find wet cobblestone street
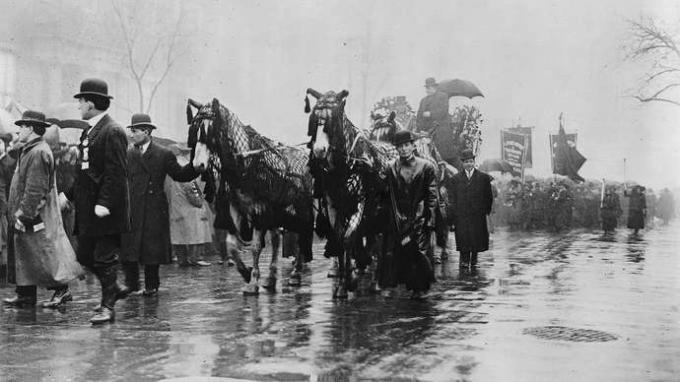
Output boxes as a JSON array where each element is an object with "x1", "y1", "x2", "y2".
[{"x1": 1, "y1": 223, "x2": 679, "y2": 381}]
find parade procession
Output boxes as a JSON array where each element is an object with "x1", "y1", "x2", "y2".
[{"x1": 1, "y1": 1, "x2": 680, "y2": 381}]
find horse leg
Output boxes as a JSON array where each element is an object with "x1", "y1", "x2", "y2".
[
  {"x1": 242, "y1": 228, "x2": 264, "y2": 295},
  {"x1": 226, "y1": 233, "x2": 253, "y2": 283},
  {"x1": 262, "y1": 229, "x2": 280, "y2": 291},
  {"x1": 287, "y1": 231, "x2": 302, "y2": 287}
]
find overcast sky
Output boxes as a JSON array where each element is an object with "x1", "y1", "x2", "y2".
[{"x1": 176, "y1": 0, "x2": 680, "y2": 190}]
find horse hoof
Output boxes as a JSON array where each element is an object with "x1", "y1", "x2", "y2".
[
  {"x1": 241, "y1": 283, "x2": 259, "y2": 295},
  {"x1": 288, "y1": 274, "x2": 301, "y2": 287}
]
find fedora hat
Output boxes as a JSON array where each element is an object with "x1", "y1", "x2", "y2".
[
  {"x1": 424, "y1": 77, "x2": 438, "y2": 88},
  {"x1": 460, "y1": 149, "x2": 475, "y2": 161},
  {"x1": 393, "y1": 130, "x2": 415, "y2": 146},
  {"x1": 127, "y1": 113, "x2": 156, "y2": 130},
  {"x1": 74, "y1": 78, "x2": 113, "y2": 100},
  {"x1": 15, "y1": 110, "x2": 51, "y2": 128}
]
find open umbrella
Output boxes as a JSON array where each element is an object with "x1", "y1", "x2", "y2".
[
  {"x1": 479, "y1": 158, "x2": 514, "y2": 173},
  {"x1": 438, "y1": 79, "x2": 484, "y2": 99}
]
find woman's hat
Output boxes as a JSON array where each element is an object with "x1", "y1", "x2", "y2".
[
  {"x1": 73, "y1": 78, "x2": 113, "y2": 100},
  {"x1": 14, "y1": 110, "x2": 51, "y2": 128},
  {"x1": 424, "y1": 77, "x2": 438, "y2": 87}
]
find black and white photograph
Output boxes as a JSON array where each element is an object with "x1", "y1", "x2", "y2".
[{"x1": 0, "y1": 0, "x2": 679, "y2": 381}]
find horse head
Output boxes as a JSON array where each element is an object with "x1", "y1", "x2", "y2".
[
  {"x1": 369, "y1": 110, "x2": 398, "y2": 143},
  {"x1": 305, "y1": 88, "x2": 349, "y2": 164}
]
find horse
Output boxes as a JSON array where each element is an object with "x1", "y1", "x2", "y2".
[
  {"x1": 305, "y1": 88, "x2": 397, "y2": 298},
  {"x1": 187, "y1": 98, "x2": 314, "y2": 294}
]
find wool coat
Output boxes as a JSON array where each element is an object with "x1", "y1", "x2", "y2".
[
  {"x1": 70, "y1": 114, "x2": 131, "y2": 236},
  {"x1": 120, "y1": 141, "x2": 197, "y2": 264},
  {"x1": 9, "y1": 138, "x2": 82, "y2": 287},
  {"x1": 450, "y1": 169, "x2": 494, "y2": 253}
]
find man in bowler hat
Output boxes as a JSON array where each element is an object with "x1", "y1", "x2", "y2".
[
  {"x1": 120, "y1": 113, "x2": 201, "y2": 297},
  {"x1": 378, "y1": 130, "x2": 438, "y2": 299},
  {"x1": 449, "y1": 149, "x2": 494, "y2": 270},
  {"x1": 64, "y1": 78, "x2": 131, "y2": 324}
]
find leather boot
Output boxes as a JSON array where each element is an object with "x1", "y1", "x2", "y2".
[{"x1": 90, "y1": 266, "x2": 124, "y2": 324}]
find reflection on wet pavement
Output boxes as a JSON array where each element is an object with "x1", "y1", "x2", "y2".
[{"x1": 1, "y1": 223, "x2": 679, "y2": 381}]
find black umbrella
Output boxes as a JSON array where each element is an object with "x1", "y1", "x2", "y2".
[{"x1": 438, "y1": 79, "x2": 484, "y2": 99}]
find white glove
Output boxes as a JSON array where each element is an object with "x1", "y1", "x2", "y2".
[
  {"x1": 94, "y1": 204, "x2": 110, "y2": 217},
  {"x1": 58, "y1": 192, "x2": 69, "y2": 211}
]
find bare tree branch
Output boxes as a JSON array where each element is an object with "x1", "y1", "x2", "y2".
[{"x1": 633, "y1": 95, "x2": 680, "y2": 106}]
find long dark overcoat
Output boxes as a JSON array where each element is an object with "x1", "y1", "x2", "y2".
[
  {"x1": 378, "y1": 157, "x2": 438, "y2": 292},
  {"x1": 70, "y1": 114, "x2": 131, "y2": 236},
  {"x1": 121, "y1": 141, "x2": 196, "y2": 264},
  {"x1": 450, "y1": 169, "x2": 494, "y2": 253},
  {"x1": 624, "y1": 188, "x2": 646, "y2": 229}
]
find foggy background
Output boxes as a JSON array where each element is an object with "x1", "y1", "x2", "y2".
[{"x1": 1, "y1": 0, "x2": 678, "y2": 190}]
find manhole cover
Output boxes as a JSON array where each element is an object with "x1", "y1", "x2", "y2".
[{"x1": 523, "y1": 326, "x2": 618, "y2": 342}]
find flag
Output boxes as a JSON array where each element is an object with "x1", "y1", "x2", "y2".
[{"x1": 551, "y1": 124, "x2": 586, "y2": 182}]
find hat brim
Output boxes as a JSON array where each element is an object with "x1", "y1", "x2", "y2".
[
  {"x1": 393, "y1": 139, "x2": 415, "y2": 146},
  {"x1": 73, "y1": 92, "x2": 114, "y2": 100},
  {"x1": 127, "y1": 123, "x2": 156, "y2": 130},
  {"x1": 14, "y1": 119, "x2": 51, "y2": 128}
]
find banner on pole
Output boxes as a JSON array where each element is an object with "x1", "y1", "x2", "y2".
[
  {"x1": 501, "y1": 130, "x2": 528, "y2": 177},
  {"x1": 507, "y1": 126, "x2": 533, "y2": 168}
]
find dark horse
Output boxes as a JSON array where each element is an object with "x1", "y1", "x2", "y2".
[
  {"x1": 305, "y1": 88, "x2": 397, "y2": 298},
  {"x1": 187, "y1": 98, "x2": 314, "y2": 294}
]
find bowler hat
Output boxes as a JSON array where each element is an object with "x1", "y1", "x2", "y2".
[
  {"x1": 460, "y1": 149, "x2": 475, "y2": 161},
  {"x1": 74, "y1": 78, "x2": 113, "y2": 100},
  {"x1": 15, "y1": 110, "x2": 51, "y2": 128},
  {"x1": 424, "y1": 77, "x2": 438, "y2": 88},
  {"x1": 393, "y1": 130, "x2": 415, "y2": 146},
  {"x1": 127, "y1": 113, "x2": 157, "y2": 130}
]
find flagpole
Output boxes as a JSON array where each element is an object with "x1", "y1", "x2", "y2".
[
  {"x1": 623, "y1": 158, "x2": 627, "y2": 188},
  {"x1": 600, "y1": 178, "x2": 606, "y2": 208}
]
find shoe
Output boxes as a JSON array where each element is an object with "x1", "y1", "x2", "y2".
[
  {"x1": 226, "y1": 259, "x2": 235, "y2": 267},
  {"x1": 3, "y1": 295, "x2": 37, "y2": 307},
  {"x1": 90, "y1": 307, "x2": 115, "y2": 324},
  {"x1": 128, "y1": 289, "x2": 144, "y2": 296},
  {"x1": 142, "y1": 288, "x2": 158, "y2": 297},
  {"x1": 195, "y1": 260, "x2": 212, "y2": 266},
  {"x1": 41, "y1": 289, "x2": 73, "y2": 308}
]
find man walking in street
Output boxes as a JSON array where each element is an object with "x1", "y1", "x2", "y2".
[
  {"x1": 65, "y1": 78, "x2": 131, "y2": 324},
  {"x1": 379, "y1": 130, "x2": 438, "y2": 299},
  {"x1": 121, "y1": 114, "x2": 201, "y2": 297},
  {"x1": 3, "y1": 110, "x2": 80, "y2": 308},
  {"x1": 450, "y1": 149, "x2": 494, "y2": 270}
]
